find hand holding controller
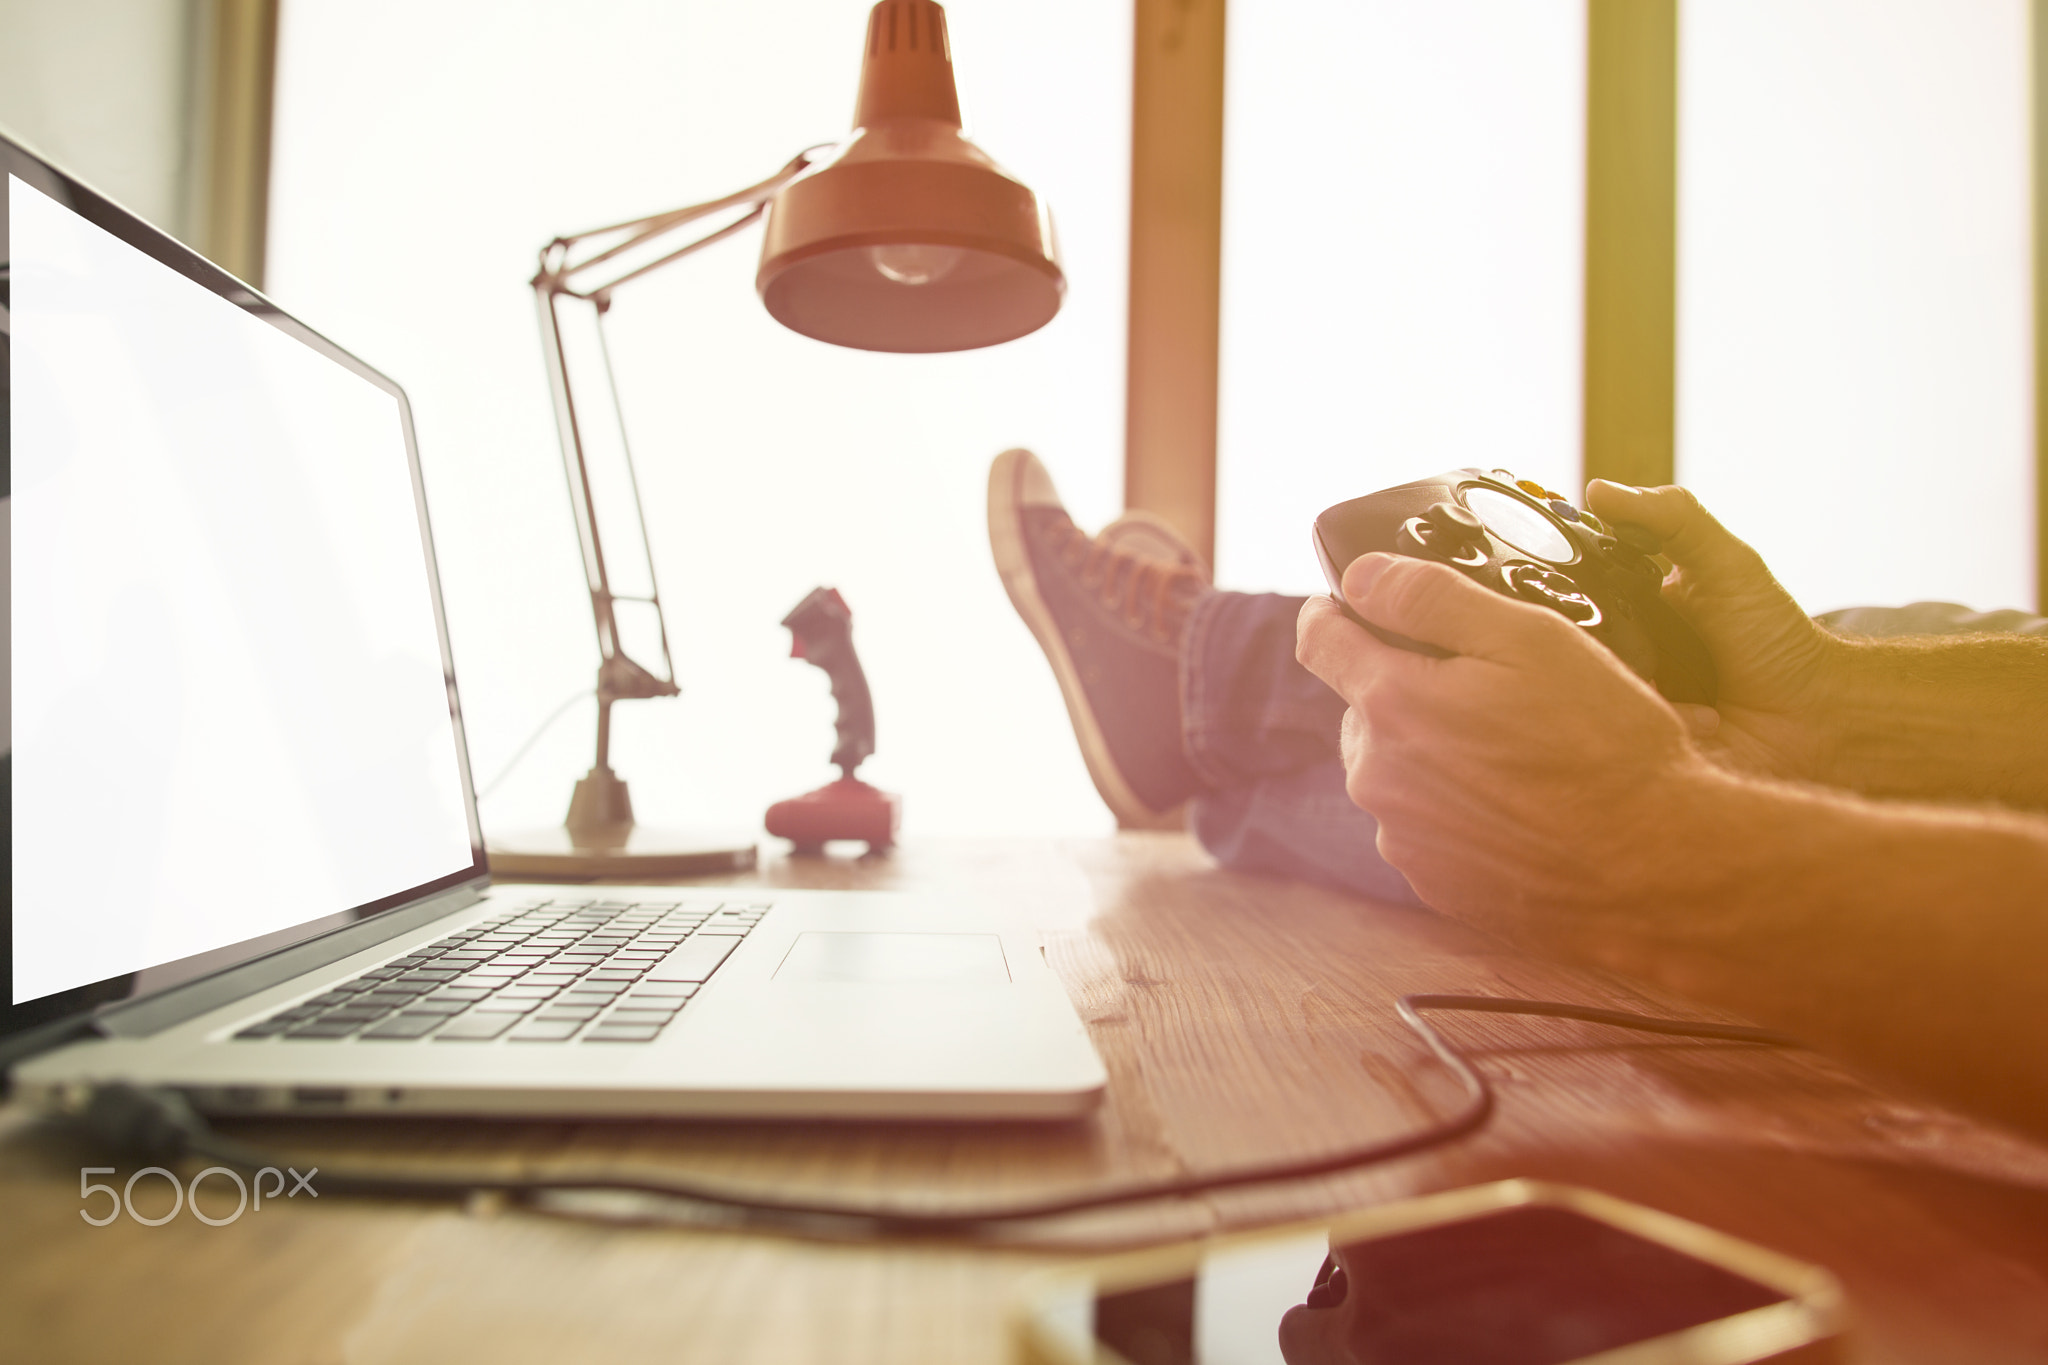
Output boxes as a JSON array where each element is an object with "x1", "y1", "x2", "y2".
[{"x1": 1312, "y1": 469, "x2": 1718, "y2": 705}]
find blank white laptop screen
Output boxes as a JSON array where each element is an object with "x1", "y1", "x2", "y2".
[{"x1": 9, "y1": 172, "x2": 477, "y2": 1005}]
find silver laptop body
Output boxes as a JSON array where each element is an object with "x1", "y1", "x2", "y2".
[{"x1": 1, "y1": 129, "x2": 1104, "y2": 1121}]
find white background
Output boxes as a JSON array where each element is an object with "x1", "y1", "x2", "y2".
[
  {"x1": 10, "y1": 175, "x2": 474, "y2": 1002},
  {"x1": 1221, "y1": 0, "x2": 2034, "y2": 616},
  {"x1": 264, "y1": 0, "x2": 2039, "y2": 852},
  {"x1": 267, "y1": 0, "x2": 1134, "y2": 842},
  {"x1": 1676, "y1": 0, "x2": 2033, "y2": 616},
  {"x1": 1218, "y1": 0, "x2": 1588, "y2": 596}
]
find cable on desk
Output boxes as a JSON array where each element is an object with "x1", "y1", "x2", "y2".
[{"x1": 64, "y1": 996, "x2": 1800, "y2": 1236}]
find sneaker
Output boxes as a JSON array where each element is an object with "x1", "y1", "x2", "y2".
[
  {"x1": 1099, "y1": 509, "x2": 1209, "y2": 579},
  {"x1": 988, "y1": 448, "x2": 1209, "y2": 828}
]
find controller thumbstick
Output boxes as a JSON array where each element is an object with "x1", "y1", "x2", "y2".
[
  {"x1": 1613, "y1": 521, "x2": 1663, "y2": 556},
  {"x1": 1399, "y1": 501, "x2": 1488, "y2": 563},
  {"x1": 1424, "y1": 501, "x2": 1485, "y2": 544}
]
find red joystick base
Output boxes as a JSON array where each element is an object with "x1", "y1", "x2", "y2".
[{"x1": 765, "y1": 776, "x2": 900, "y2": 855}]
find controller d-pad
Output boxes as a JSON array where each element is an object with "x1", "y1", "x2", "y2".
[{"x1": 1503, "y1": 564, "x2": 1601, "y2": 625}]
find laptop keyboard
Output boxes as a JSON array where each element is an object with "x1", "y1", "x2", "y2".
[{"x1": 231, "y1": 897, "x2": 767, "y2": 1045}]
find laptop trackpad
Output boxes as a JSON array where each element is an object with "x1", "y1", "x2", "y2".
[{"x1": 773, "y1": 932, "x2": 1011, "y2": 985}]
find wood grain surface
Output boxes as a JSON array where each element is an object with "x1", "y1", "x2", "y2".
[{"x1": 4, "y1": 834, "x2": 2048, "y2": 1364}]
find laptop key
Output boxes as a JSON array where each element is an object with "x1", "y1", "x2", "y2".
[
  {"x1": 508, "y1": 1020, "x2": 584, "y2": 1042},
  {"x1": 322, "y1": 1002, "x2": 398, "y2": 1019},
  {"x1": 284, "y1": 1019, "x2": 368, "y2": 1038},
  {"x1": 605, "y1": 1009, "x2": 679, "y2": 1026},
  {"x1": 583, "y1": 1024, "x2": 663, "y2": 1042},
  {"x1": 643, "y1": 934, "x2": 742, "y2": 983},
  {"x1": 233, "y1": 1020, "x2": 293, "y2": 1039},
  {"x1": 629, "y1": 984, "x2": 697, "y2": 1001},
  {"x1": 434, "y1": 1013, "x2": 517, "y2": 1041},
  {"x1": 471, "y1": 997, "x2": 542, "y2": 1014},
  {"x1": 360, "y1": 1013, "x2": 447, "y2": 1040},
  {"x1": 407, "y1": 996, "x2": 474, "y2": 1015}
]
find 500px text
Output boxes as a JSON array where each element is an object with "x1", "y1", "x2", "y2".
[{"x1": 80, "y1": 1165, "x2": 318, "y2": 1226}]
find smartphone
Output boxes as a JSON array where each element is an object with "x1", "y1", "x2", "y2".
[{"x1": 1010, "y1": 1180, "x2": 1847, "y2": 1365}]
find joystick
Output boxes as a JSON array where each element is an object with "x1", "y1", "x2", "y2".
[
  {"x1": 764, "y1": 587, "x2": 901, "y2": 854},
  {"x1": 1312, "y1": 469, "x2": 1717, "y2": 704}
]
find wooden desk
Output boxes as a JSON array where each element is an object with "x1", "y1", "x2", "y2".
[{"x1": 5, "y1": 834, "x2": 2048, "y2": 1363}]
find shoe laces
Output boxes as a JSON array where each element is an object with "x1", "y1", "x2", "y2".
[{"x1": 1037, "y1": 511, "x2": 1204, "y2": 646}]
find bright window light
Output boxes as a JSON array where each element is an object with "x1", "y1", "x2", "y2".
[
  {"x1": 269, "y1": 0, "x2": 1132, "y2": 839},
  {"x1": 1219, "y1": 0, "x2": 1587, "y2": 595},
  {"x1": 1677, "y1": 0, "x2": 2033, "y2": 615}
]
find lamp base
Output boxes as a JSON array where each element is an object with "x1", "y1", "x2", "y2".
[{"x1": 487, "y1": 824, "x2": 758, "y2": 881}]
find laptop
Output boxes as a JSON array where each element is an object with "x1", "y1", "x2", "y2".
[{"x1": 0, "y1": 129, "x2": 1105, "y2": 1121}]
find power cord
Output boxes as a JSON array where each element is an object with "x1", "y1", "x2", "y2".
[
  {"x1": 63, "y1": 995, "x2": 1799, "y2": 1236},
  {"x1": 472, "y1": 688, "x2": 593, "y2": 802}
]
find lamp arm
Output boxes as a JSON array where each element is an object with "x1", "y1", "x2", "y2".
[
  {"x1": 530, "y1": 146, "x2": 828, "y2": 783},
  {"x1": 534, "y1": 147, "x2": 829, "y2": 302}
]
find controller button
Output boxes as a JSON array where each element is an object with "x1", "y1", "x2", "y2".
[
  {"x1": 1504, "y1": 564, "x2": 1602, "y2": 624},
  {"x1": 1613, "y1": 521, "x2": 1663, "y2": 555},
  {"x1": 1579, "y1": 511, "x2": 1607, "y2": 534},
  {"x1": 1515, "y1": 478, "x2": 1550, "y2": 499},
  {"x1": 1547, "y1": 498, "x2": 1581, "y2": 523}
]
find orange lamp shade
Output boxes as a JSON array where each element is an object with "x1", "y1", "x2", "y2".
[{"x1": 756, "y1": 0, "x2": 1065, "y2": 353}]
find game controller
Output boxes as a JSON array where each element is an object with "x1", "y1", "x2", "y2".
[{"x1": 1312, "y1": 469, "x2": 1718, "y2": 705}]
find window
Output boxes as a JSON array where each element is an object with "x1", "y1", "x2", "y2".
[
  {"x1": 1677, "y1": 0, "x2": 2032, "y2": 615},
  {"x1": 270, "y1": 0, "x2": 1133, "y2": 837},
  {"x1": 1219, "y1": 0, "x2": 1587, "y2": 595}
]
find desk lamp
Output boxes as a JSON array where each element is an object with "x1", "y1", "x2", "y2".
[{"x1": 487, "y1": 0, "x2": 1064, "y2": 878}]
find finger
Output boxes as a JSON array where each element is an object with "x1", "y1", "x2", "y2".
[
  {"x1": 1296, "y1": 593, "x2": 1432, "y2": 703},
  {"x1": 1338, "y1": 552, "x2": 1567, "y2": 665},
  {"x1": 1584, "y1": 481, "x2": 1770, "y2": 581}
]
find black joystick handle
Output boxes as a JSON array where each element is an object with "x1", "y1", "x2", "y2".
[
  {"x1": 1396, "y1": 500, "x2": 1487, "y2": 562},
  {"x1": 1425, "y1": 500, "x2": 1484, "y2": 543},
  {"x1": 782, "y1": 587, "x2": 875, "y2": 777}
]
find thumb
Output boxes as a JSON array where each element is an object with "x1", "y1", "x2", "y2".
[
  {"x1": 1342, "y1": 552, "x2": 1565, "y2": 664},
  {"x1": 1585, "y1": 481, "x2": 1770, "y2": 583}
]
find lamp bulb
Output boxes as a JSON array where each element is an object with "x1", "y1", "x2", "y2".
[{"x1": 867, "y1": 243, "x2": 964, "y2": 286}]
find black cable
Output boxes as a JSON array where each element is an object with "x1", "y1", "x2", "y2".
[
  {"x1": 472, "y1": 688, "x2": 593, "y2": 802},
  {"x1": 67, "y1": 995, "x2": 1800, "y2": 1235}
]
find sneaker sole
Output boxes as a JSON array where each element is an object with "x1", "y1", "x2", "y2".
[{"x1": 988, "y1": 449, "x2": 1186, "y2": 831}]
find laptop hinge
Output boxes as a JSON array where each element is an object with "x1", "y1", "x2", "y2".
[{"x1": 0, "y1": 1015, "x2": 111, "y2": 1088}]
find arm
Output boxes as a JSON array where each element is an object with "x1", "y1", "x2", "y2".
[
  {"x1": 1586, "y1": 482, "x2": 2048, "y2": 810},
  {"x1": 1595, "y1": 768, "x2": 2048, "y2": 1139},
  {"x1": 1299, "y1": 554, "x2": 2048, "y2": 1139},
  {"x1": 1819, "y1": 632, "x2": 2048, "y2": 808}
]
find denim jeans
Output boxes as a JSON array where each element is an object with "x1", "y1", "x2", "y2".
[{"x1": 1176, "y1": 591, "x2": 2046, "y2": 903}]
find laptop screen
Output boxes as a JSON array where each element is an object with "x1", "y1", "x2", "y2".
[{"x1": 3, "y1": 138, "x2": 486, "y2": 1026}]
